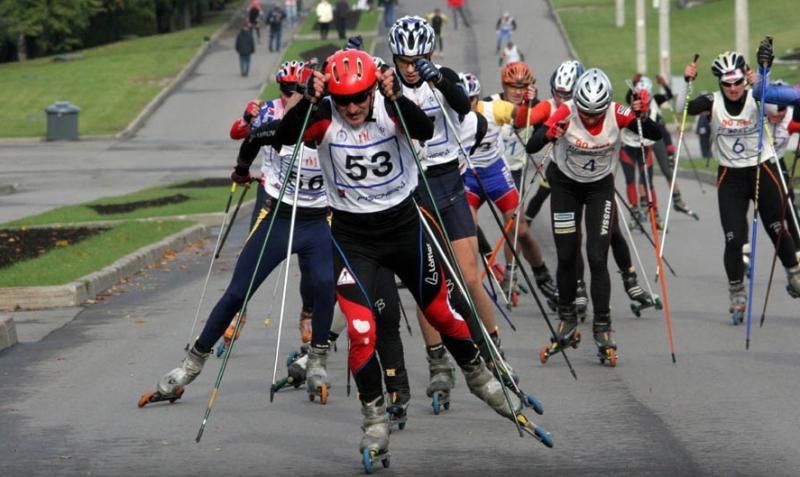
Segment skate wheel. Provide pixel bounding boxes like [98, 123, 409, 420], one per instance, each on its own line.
[137, 390, 155, 408]
[654, 297, 663, 310]
[630, 303, 641, 318]
[319, 384, 328, 405]
[398, 421, 406, 430]
[572, 331, 581, 348]
[538, 346, 549, 365]
[168, 387, 185, 403]
[269, 388, 276, 403]
[443, 401, 450, 410]
[524, 394, 544, 415]
[382, 455, 390, 468]
[308, 393, 315, 402]
[362, 449, 374, 474]
[607, 349, 618, 368]
[432, 393, 441, 415]
[535, 427, 555, 448]
[215, 343, 225, 358]
[511, 292, 519, 307]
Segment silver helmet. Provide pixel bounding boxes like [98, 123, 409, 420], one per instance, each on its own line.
[574, 68, 613, 114]
[550, 60, 585, 97]
[388, 16, 435, 57]
[710, 51, 746, 81]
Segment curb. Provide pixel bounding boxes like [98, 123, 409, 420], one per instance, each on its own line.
[0, 315, 17, 352]
[0, 223, 208, 311]
[545, 0, 581, 62]
[0, 183, 17, 196]
[116, 5, 243, 139]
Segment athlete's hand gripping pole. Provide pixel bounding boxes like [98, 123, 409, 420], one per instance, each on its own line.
[628, 80, 678, 364]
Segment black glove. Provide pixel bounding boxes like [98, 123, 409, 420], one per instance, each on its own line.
[414, 59, 443, 84]
[345, 35, 363, 51]
[304, 72, 325, 103]
[231, 166, 253, 185]
[379, 68, 402, 100]
[757, 36, 774, 68]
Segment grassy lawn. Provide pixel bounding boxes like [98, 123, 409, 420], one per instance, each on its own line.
[0, 220, 192, 287]
[299, 0, 381, 35]
[553, 0, 800, 100]
[259, 36, 375, 99]
[3, 180, 237, 227]
[0, 13, 228, 138]
[680, 155, 800, 177]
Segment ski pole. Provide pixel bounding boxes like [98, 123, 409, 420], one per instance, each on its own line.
[215, 183, 252, 259]
[185, 182, 238, 351]
[659, 54, 699, 273]
[615, 196, 659, 305]
[195, 101, 314, 443]
[745, 39, 772, 350]
[629, 83, 677, 363]
[614, 188, 678, 276]
[422, 92, 577, 380]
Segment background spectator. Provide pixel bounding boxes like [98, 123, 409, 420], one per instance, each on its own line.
[426, 8, 448, 56]
[380, 0, 397, 29]
[284, 0, 298, 27]
[495, 11, 516, 53]
[248, 0, 262, 42]
[316, 0, 333, 40]
[447, 0, 469, 30]
[266, 4, 286, 52]
[334, 0, 350, 40]
[235, 22, 256, 76]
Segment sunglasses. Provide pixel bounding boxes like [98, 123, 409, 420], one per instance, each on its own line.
[503, 82, 533, 91]
[395, 55, 426, 68]
[279, 82, 299, 95]
[721, 79, 745, 88]
[331, 89, 372, 106]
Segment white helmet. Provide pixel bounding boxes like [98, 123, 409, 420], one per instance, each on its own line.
[550, 60, 585, 97]
[574, 68, 613, 114]
[388, 16, 435, 56]
[634, 76, 653, 93]
[711, 51, 746, 81]
[459, 72, 481, 97]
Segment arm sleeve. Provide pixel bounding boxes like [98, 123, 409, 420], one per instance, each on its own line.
[615, 103, 662, 140]
[686, 94, 714, 116]
[526, 125, 550, 154]
[386, 95, 435, 141]
[247, 119, 281, 146]
[758, 83, 800, 107]
[274, 98, 330, 145]
[436, 67, 471, 115]
[659, 83, 674, 102]
[230, 118, 249, 140]
[236, 134, 264, 170]
[514, 100, 551, 128]
[788, 119, 800, 135]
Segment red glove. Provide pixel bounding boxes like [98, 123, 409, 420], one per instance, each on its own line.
[243, 99, 262, 123]
[665, 144, 676, 155]
[523, 85, 537, 103]
[546, 121, 568, 140]
[231, 167, 253, 185]
[633, 90, 650, 115]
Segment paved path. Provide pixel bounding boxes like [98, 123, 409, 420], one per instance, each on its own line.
[2, 1, 800, 476]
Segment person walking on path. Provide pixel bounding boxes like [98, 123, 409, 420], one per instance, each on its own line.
[266, 4, 287, 52]
[248, 0, 263, 43]
[426, 8, 447, 56]
[379, 0, 397, 29]
[447, 0, 469, 30]
[316, 0, 333, 40]
[334, 0, 350, 40]
[284, 0, 298, 27]
[235, 22, 256, 76]
[495, 12, 516, 54]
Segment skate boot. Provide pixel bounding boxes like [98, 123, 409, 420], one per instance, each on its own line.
[786, 265, 800, 298]
[729, 282, 747, 325]
[138, 345, 210, 407]
[269, 344, 308, 401]
[360, 395, 391, 473]
[299, 309, 313, 344]
[532, 263, 558, 311]
[385, 389, 410, 431]
[461, 358, 522, 420]
[484, 331, 519, 386]
[305, 344, 330, 404]
[501, 264, 523, 308]
[593, 314, 618, 367]
[574, 279, 588, 323]
[672, 192, 699, 220]
[215, 312, 247, 357]
[425, 345, 456, 415]
[539, 305, 580, 364]
[621, 267, 662, 318]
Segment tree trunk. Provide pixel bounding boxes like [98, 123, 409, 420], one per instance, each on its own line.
[17, 32, 27, 61]
[182, 0, 192, 29]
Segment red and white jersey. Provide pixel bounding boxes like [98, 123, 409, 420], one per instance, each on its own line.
[316, 94, 418, 213]
[551, 101, 623, 183]
[401, 73, 462, 168]
[252, 99, 327, 208]
[711, 90, 776, 168]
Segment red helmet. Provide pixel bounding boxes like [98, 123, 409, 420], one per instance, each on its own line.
[325, 49, 377, 96]
[501, 62, 534, 87]
[276, 60, 304, 83]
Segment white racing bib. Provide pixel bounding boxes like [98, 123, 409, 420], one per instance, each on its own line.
[554, 101, 621, 183]
[468, 101, 505, 169]
[711, 90, 776, 168]
[402, 75, 462, 168]
[319, 95, 418, 213]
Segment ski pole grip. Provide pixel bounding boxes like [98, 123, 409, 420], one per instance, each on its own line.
[692, 53, 699, 63]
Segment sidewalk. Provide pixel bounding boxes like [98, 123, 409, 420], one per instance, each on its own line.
[0, 5, 293, 225]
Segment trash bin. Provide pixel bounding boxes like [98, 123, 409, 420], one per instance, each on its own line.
[45, 101, 80, 141]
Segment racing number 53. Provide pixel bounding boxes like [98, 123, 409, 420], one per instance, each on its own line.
[345, 151, 394, 181]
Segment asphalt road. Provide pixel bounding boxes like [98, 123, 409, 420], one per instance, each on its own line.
[3, 1, 800, 476]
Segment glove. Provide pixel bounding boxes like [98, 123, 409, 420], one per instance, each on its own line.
[345, 35, 363, 50]
[546, 121, 568, 140]
[633, 90, 650, 115]
[414, 59, 443, 84]
[632, 73, 642, 85]
[243, 99, 261, 123]
[523, 85, 538, 103]
[757, 36, 774, 68]
[378, 67, 402, 100]
[304, 71, 326, 103]
[665, 144, 676, 155]
[231, 166, 253, 185]
[657, 74, 667, 86]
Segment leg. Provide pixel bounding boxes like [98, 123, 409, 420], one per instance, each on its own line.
[717, 166, 750, 317]
[757, 162, 799, 269]
[582, 173, 615, 318]
[525, 179, 552, 223]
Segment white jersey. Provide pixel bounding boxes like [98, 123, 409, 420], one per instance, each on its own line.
[252, 99, 327, 209]
[402, 73, 462, 168]
[770, 106, 794, 159]
[620, 97, 658, 148]
[711, 90, 776, 168]
[456, 112, 484, 170]
[469, 101, 506, 168]
[318, 94, 418, 213]
[553, 101, 621, 183]
[490, 93, 530, 171]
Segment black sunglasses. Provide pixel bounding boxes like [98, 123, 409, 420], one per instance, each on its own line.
[721, 78, 745, 88]
[331, 89, 372, 106]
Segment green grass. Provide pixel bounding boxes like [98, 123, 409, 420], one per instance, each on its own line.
[0, 220, 192, 287]
[259, 36, 375, 99]
[680, 153, 800, 176]
[4, 180, 236, 227]
[553, 0, 800, 100]
[0, 14, 228, 138]
[299, 0, 380, 36]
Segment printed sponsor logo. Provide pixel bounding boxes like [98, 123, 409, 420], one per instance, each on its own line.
[353, 319, 371, 334]
[553, 212, 575, 221]
[600, 200, 612, 236]
[356, 180, 407, 202]
[336, 130, 347, 141]
[555, 227, 576, 234]
[554, 220, 575, 229]
[337, 267, 355, 286]
[374, 298, 386, 313]
[358, 130, 370, 143]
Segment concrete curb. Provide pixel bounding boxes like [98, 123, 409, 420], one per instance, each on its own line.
[0, 315, 17, 351]
[545, 0, 581, 62]
[0, 223, 208, 311]
[116, 5, 244, 139]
